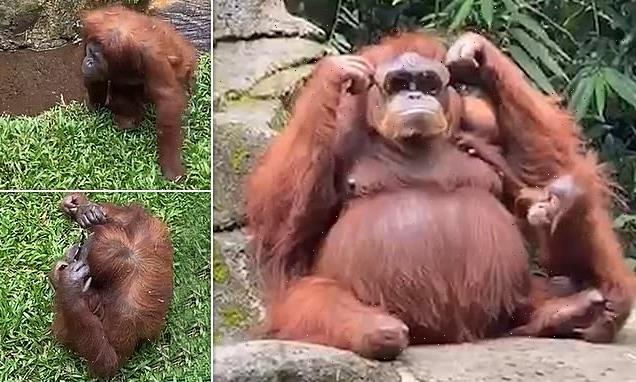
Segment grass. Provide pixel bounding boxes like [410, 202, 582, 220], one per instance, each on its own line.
[0, 192, 211, 381]
[0, 54, 211, 191]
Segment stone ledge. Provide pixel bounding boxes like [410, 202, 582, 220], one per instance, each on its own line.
[213, 99, 280, 229]
[213, 37, 327, 100]
[213, 337, 636, 382]
[151, 0, 211, 52]
[213, 0, 324, 42]
[213, 340, 401, 382]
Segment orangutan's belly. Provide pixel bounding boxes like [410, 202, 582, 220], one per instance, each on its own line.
[315, 187, 530, 341]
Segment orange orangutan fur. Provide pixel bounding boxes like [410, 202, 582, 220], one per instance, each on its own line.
[80, 5, 197, 180]
[244, 32, 636, 357]
[51, 193, 173, 378]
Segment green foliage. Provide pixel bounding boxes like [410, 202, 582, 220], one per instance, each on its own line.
[290, 0, 636, 256]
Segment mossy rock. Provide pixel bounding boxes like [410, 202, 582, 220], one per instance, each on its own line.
[0, 0, 80, 50]
[213, 341, 400, 382]
[213, 0, 324, 42]
[213, 37, 327, 103]
[213, 98, 280, 229]
[213, 230, 263, 344]
[214, 321, 636, 382]
[149, 0, 211, 51]
[0, 0, 209, 51]
[249, 64, 313, 101]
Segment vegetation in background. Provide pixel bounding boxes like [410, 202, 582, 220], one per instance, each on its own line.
[287, 0, 636, 260]
[0, 192, 211, 381]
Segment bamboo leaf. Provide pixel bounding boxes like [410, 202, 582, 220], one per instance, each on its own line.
[603, 67, 636, 110]
[449, 0, 474, 31]
[507, 45, 555, 94]
[443, 0, 467, 13]
[511, 13, 570, 61]
[625, 258, 636, 272]
[596, 3, 629, 30]
[329, 32, 352, 53]
[337, 6, 360, 28]
[584, 124, 608, 140]
[594, 73, 606, 118]
[568, 75, 595, 121]
[501, 0, 517, 13]
[509, 28, 568, 80]
[480, 0, 493, 28]
[565, 67, 594, 97]
[614, 214, 636, 229]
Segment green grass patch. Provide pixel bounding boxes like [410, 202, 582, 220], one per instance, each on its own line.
[0, 192, 211, 381]
[0, 54, 211, 190]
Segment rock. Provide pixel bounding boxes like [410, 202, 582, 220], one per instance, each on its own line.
[212, 0, 329, 229]
[214, 333, 636, 382]
[211, 227, 636, 379]
[0, 0, 84, 50]
[249, 64, 313, 104]
[213, 340, 401, 382]
[399, 337, 636, 381]
[213, 99, 280, 229]
[213, 0, 324, 42]
[0, 0, 209, 51]
[617, 306, 636, 344]
[150, 0, 211, 51]
[213, 37, 327, 101]
[213, 309, 636, 381]
[213, 230, 264, 345]
[0, 0, 42, 34]
[286, 0, 339, 33]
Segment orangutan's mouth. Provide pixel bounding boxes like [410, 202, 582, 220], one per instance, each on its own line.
[399, 109, 447, 135]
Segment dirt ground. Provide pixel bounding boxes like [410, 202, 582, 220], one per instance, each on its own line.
[0, 43, 88, 116]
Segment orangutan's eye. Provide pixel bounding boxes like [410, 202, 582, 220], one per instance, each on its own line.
[416, 71, 442, 95]
[385, 72, 413, 94]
